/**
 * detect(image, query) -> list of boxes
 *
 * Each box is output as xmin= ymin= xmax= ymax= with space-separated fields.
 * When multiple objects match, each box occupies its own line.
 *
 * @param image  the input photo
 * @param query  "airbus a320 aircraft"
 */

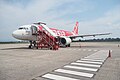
xmin=12 ymin=22 xmax=110 ymax=48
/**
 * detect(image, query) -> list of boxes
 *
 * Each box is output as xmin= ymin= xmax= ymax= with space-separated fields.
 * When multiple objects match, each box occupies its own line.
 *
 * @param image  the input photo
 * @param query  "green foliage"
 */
xmin=73 ymin=38 xmax=120 ymax=42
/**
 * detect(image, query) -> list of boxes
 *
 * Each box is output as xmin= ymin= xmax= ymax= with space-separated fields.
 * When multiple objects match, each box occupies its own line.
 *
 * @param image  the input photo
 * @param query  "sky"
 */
xmin=0 ymin=0 xmax=120 ymax=41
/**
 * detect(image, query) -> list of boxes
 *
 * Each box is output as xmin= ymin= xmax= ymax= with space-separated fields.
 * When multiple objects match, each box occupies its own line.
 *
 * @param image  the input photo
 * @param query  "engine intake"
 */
xmin=60 ymin=37 xmax=72 ymax=45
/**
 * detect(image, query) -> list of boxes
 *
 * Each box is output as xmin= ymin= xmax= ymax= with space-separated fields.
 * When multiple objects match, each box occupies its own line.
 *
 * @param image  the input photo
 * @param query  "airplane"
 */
xmin=12 ymin=22 xmax=111 ymax=48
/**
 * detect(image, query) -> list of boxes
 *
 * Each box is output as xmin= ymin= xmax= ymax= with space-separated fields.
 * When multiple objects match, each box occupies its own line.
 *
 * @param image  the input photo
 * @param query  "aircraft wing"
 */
xmin=69 ymin=33 xmax=111 ymax=39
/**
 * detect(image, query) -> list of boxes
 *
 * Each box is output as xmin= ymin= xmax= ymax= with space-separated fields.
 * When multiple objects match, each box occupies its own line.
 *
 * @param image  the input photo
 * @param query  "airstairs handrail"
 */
xmin=33 ymin=22 xmax=58 ymax=37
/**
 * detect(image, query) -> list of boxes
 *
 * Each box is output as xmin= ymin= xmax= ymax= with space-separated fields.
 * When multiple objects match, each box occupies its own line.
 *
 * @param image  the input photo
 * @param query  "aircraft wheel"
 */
xmin=36 ymin=46 xmax=38 ymax=49
xmin=28 ymin=45 xmax=32 ymax=49
xmin=68 ymin=44 xmax=70 ymax=47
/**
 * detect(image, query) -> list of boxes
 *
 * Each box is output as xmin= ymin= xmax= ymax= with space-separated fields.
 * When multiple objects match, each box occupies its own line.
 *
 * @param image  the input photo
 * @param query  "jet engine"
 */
xmin=60 ymin=37 xmax=72 ymax=45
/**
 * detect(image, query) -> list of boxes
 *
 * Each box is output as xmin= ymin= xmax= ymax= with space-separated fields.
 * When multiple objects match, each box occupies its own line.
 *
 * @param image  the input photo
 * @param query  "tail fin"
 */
xmin=72 ymin=21 xmax=79 ymax=35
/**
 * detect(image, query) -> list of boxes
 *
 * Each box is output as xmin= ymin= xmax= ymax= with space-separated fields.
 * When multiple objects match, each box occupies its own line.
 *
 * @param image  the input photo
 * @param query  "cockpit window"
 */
xmin=18 ymin=27 xmax=23 ymax=29
xmin=18 ymin=27 xmax=28 ymax=30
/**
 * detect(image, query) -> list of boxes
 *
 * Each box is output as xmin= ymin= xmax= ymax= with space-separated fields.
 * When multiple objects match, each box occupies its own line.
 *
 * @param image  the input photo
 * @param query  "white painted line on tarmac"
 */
xmin=76 ymin=60 xmax=103 ymax=65
xmin=110 ymin=50 xmax=113 ymax=52
xmin=81 ymin=58 xmax=104 ymax=62
xmin=88 ymin=49 xmax=92 ymax=51
xmin=55 ymin=69 xmax=94 ymax=78
xmin=64 ymin=65 xmax=98 ymax=71
xmin=42 ymin=73 xmax=79 ymax=80
xmin=71 ymin=62 xmax=101 ymax=68
xmin=94 ymin=50 xmax=98 ymax=51
xmin=84 ymin=50 xmax=109 ymax=60
xmin=84 ymin=57 xmax=106 ymax=61
xmin=83 ymin=49 xmax=86 ymax=51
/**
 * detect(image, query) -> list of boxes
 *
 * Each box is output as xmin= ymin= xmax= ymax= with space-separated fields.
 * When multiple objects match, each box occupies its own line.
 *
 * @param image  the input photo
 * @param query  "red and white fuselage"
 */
xmin=12 ymin=22 xmax=79 ymax=41
xmin=12 ymin=21 xmax=110 ymax=46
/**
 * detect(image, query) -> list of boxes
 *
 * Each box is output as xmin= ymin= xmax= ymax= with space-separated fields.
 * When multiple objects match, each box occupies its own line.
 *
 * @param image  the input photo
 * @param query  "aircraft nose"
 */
xmin=12 ymin=30 xmax=21 ymax=39
xmin=12 ymin=30 xmax=17 ymax=38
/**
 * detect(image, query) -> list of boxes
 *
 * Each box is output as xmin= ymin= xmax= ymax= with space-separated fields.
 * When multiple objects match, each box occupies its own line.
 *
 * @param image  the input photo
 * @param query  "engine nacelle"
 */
xmin=60 ymin=37 xmax=72 ymax=45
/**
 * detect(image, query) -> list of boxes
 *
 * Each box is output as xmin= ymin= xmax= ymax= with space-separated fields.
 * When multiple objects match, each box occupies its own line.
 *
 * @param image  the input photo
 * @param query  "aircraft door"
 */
xmin=31 ymin=26 xmax=38 ymax=35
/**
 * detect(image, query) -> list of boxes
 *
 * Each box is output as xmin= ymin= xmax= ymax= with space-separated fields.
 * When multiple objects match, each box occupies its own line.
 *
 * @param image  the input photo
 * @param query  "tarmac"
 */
xmin=0 ymin=42 xmax=120 ymax=80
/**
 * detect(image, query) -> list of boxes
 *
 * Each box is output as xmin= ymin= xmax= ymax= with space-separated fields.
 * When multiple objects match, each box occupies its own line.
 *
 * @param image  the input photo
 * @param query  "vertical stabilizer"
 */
xmin=72 ymin=21 xmax=79 ymax=35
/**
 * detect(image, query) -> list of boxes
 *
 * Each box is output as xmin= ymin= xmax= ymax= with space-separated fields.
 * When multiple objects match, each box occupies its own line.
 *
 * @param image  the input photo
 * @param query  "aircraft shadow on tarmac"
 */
xmin=1 ymin=47 xmax=52 ymax=50
xmin=1 ymin=47 xmax=30 ymax=50
xmin=1 ymin=46 xmax=103 ymax=50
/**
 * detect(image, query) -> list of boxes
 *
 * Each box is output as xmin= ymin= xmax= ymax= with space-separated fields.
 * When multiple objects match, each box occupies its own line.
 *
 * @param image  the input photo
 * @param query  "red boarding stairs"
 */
xmin=36 ymin=30 xmax=59 ymax=50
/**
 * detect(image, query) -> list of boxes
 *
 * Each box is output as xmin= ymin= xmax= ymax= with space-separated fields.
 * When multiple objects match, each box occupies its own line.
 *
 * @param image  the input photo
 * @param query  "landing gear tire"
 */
xmin=29 ymin=41 xmax=33 ymax=49
xmin=36 ymin=46 xmax=38 ymax=49
xmin=65 ymin=44 xmax=70 ymax=47
xmin=28 ymin=45 xmax=32 ymax=49
xmin=68 ymin=44 xmax=70 ymax=47
xmin=29 ymin=41 xmax=38 ymax=49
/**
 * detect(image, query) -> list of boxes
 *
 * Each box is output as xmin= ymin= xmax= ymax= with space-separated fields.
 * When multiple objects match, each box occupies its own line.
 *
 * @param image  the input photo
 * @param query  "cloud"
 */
xmin=0 ymin=0 xmax=120 ymax=41
xmin=80 ymin=5 xmax=120 ymax=28
xmin=79 ymin=5 xmax=120 ymax=38
xmin=0 ymin=0 xmax=79 ymax=26
xmin=0 ymin=0 xmax=77 ymax=41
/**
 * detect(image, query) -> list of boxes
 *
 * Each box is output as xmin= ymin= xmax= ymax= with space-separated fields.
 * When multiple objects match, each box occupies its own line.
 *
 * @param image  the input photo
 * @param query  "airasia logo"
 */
xmin=52 ymin=30 xmax=65 ymax=36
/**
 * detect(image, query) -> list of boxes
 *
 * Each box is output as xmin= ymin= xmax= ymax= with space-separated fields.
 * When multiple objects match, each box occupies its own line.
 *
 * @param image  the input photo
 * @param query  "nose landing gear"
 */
xmin=28 ymin=41 xmax=37 ymax=49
